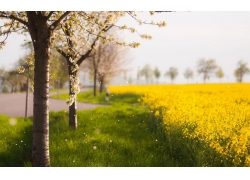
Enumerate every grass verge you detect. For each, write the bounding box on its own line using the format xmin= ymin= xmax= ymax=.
xmin=1 ymin=91 xmax=177 ymax=166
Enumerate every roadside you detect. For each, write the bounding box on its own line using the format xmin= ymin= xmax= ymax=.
xmin=0 ymin=87 xmax=104 ymax=118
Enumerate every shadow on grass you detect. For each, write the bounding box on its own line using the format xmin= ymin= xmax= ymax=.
xmin=48 ymin=104 xmax=179 ymax=167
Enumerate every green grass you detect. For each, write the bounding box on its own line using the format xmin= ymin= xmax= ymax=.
xmin=0 ymin=91 xmax=178 ymax=167
xmin=49 ymin=88 xmax=68 ymax=93
xmin=49 ymin=105 xmax=177 ymax=166
xmin=51 ymin=89 xmax=142 ymax=105
xmin=0 ymin=115 xmax=32 ymax=167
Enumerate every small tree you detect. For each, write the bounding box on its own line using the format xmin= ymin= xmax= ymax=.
xmin=216 ymin=67 xmax=224 ymax=82
xmin=165 ymin=67 xmax=178 ymax=84
xmin=183 ymin=68 xmax=194 ymax=83
xmin=197 ymin=58 xmax=218 ymax=83
xmin=0 ymin=67 xmax=8 ymax=92
xmin=0 ymin=11 xmax=167 ymax=167
xmin=83 ymin=42 xmax=130 ymax=96
xmin=140 ymin=64 xmax=153 ymax=84
xmin=137 ymin=66 xmax=141 ymax=84
xmin=154 ymin=67 xmax=161 ymax=84
xmin=234 ymin=60 xmax=250 ymax=83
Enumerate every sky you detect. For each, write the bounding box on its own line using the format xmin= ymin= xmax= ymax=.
xmin=1 ymin=2 xmax=250 ymax=85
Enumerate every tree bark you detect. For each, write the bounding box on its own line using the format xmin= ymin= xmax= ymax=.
xmin=27 ymin=12 xmax=51 ymax=167
xmin=25 ymin=69 xmax=30 ymax=118
xmin=68 ymin=71 xmax=77 ymax=129
xmin=99 ymin=75 xmax=105 ymax=93
xmin=93 ymin=69 xmax=97 ymax=97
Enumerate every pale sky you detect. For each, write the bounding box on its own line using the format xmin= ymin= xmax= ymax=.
xmin=1 ymin=10 xmax=250 ymax=84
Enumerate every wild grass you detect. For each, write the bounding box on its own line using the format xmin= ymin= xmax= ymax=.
xmin=1 ymin=90 xmax=177 ymax=167
xmin=51 ymin=89 xmax=142 ymax=105
xmin=0 ymin=115 xmax=32 ymax=167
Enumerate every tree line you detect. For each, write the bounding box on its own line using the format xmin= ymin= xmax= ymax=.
xmin=0 ymin=11 xmax=168 ymax=166
xmin=137 ymin=59 xmax=250 ymax=84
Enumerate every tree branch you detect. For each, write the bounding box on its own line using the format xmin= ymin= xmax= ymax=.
xmin=76 ymin=37 xmax=99 ymax=66
xmin=45 ymin=11 xmax=54 ymax=21
xmin=0 ymin=12 xmax=28 ymax=26
xmin=50 ymin=11 xmax=71 ymax=29
xmin=76 ymin=24 xmax=112 ymax=66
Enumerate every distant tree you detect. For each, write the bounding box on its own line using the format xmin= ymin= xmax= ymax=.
xmin=165 ymin=67 xmax=178 ymax=84
xmin=140 ymin=64 xmax=153 ymax=84
xmin=216 ymin=67 xmax=224 ymax=82
xmin=234 ymin=60 xmax=250 ymax=83
xmin=7 ymin=70 xmax=27 ymax=92
xmin=0 ymin=67 xmax=8 ymax=92
xmin=183 ymin=68 xmax=194 ymax=83
xmin=50 ymin=51 xmax=68 ymax=88
xmin=137 ymin=66 xmax=141 ymax=84
xmin=7 ymin=53 xmax=35 ymax=93
xmin=83 ymin=42 xmax=130 ymax=95
xmin=197 ymin=58 xmax=218 ymax=83
xmin=128 ymin=76 xmax=133 ymax=84
xmin=154 ymin=67 xmax=161 ymax=84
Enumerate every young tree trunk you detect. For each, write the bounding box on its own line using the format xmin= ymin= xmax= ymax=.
xmin=66 ymin=60 xmax=78 ymax=129
xmin=27 ymin=12 xmax=51 ymax=167
xmin=93 ymin=69 xmax=97 ymax=96
xmin=25 ymin=69 xmax=30 ymax=118
xmin=99 ymin=75 xmax=105 ymax=93
xmin=68 ymin=72 xmax=77 ymax=129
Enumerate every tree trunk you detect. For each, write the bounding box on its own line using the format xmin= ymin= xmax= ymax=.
xmin=93 ymin=69 xmax=97 ymax=96
xmin=57 ymin=79 xmax=60 ymax=99
xmin=25 ymin=69 xmax=30 ymax=118
xmin=68 ymin=73 xmax=77 ymax=129
xmin=99 ymin=75 xmax=104 ymax=93
xmin=67 ymin=60 xmax=78 ymax=129
xmin=27 ymin=12 xmax=51 ymax=167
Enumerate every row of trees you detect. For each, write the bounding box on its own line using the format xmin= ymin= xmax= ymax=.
xmin=137 ymin=59 xmax=250 ymax=84
xmin=0 ymin=11 xmax=167 ymax=166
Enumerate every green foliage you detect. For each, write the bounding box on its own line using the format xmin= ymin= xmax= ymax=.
xmin=50 ymin=51 xmax=69 ymax=89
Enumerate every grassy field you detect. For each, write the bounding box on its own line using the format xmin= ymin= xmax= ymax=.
xmin=0 ymin=90 xmax=177 ymax=167
xmin=2 ymin=84 xmax=250 ymax=167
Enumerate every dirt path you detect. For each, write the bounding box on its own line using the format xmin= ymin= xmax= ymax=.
xmin=0 ymin=88 xmax=106 ymax=118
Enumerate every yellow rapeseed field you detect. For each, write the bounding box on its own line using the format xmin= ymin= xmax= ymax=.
xmin=108 ymin=83 xmax=250 ymax=166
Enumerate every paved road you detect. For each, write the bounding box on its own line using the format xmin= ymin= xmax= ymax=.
xmin=0 ymin=88 xmax=106 ymax=118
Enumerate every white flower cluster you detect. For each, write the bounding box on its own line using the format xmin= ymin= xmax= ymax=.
xmin=17 ymin=66 xmax=25 ymax=73
xmin=71 ymin=64 xmax=79 ymax=73
xmin=66 ymin=94 xmax=75 ymax=106
xmin=66 ymin=75 xmax=80 ymax=106
xmin=26 ymin=51 xmax=35 ymax=70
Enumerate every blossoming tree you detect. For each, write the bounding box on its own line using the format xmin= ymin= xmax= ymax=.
xmin=0 ymin=11 xmax=167 ymax=167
